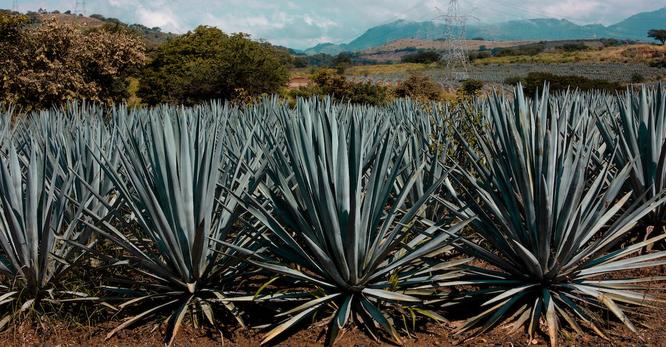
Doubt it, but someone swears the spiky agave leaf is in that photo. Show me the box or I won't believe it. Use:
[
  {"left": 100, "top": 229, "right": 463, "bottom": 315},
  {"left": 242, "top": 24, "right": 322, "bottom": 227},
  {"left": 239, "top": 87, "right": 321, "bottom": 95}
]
[
  {"left": 597, "top": 85, "right": 666, "bottom": 230},
  {"left": 240, "top": 99, "right": 470, "bottom": 346},
  {"left": 83, "top": 104, "right": 263, "bottom": 346},
  {"left": 447, "top": 86, "right": 666, "bottom": 346},
  {"left": 0, "top": 137, "right": 86, "bottom": 327},
  {"left": 394, "top": 99, "right": 452, "bottom": 220}
]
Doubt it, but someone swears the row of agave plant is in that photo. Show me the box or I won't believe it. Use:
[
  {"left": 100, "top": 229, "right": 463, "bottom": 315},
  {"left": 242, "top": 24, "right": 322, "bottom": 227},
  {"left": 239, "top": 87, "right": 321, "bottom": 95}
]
[{"left": 0, "top": 85, "right": 664, "bottom": 346}]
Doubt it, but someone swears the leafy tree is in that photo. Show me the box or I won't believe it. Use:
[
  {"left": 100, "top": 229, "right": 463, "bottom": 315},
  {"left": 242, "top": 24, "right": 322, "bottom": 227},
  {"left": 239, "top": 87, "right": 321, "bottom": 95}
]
[
  {"left": 648, "top": 29, "right": 666, "bottom": 45},
  {"left": 332, "top": 52, "right": 352, "bottom": 66},
  {"left": 139, "top": 26, "right": 289, "bottom": 105},
  {"left": 0, "top": 13, "right": 146, "bottom": 111}
]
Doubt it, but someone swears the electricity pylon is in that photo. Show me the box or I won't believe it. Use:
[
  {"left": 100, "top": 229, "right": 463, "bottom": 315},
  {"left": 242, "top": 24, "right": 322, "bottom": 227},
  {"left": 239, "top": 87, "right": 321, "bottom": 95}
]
[
  {"left": 74, "top": 0, "right": 86, "bottom": 15},
  {"left": 436, "top": 0, "right": 478, "bottom": 83}
]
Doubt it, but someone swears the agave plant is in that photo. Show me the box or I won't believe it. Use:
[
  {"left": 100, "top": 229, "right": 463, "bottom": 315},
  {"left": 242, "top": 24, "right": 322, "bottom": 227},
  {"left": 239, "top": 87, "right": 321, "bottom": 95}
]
[
  {"left": 395, "top": 100, "right": 451, "bottom": 220},
  {"left": 0, "top": 139, "right": 88, "bottom": 328},
  {"left": 82, "top": 106, "right": 263, "bottom": 345},
  {"left": 240, "top": 99, "right": 470, "bottom": 346},
  {"left": 597, "top": 86, "right": 666, "bottom": 232},
  {"left": 446, "top": 87, "right": 666, "bottom": 346}
]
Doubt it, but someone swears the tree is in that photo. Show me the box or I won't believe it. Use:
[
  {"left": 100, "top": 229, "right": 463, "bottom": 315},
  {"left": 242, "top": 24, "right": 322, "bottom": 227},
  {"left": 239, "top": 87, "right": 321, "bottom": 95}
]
[
  {"left": 139, "top": 26, "right": 289, "bottom": 105},
  {"left": 648, "top": 29, "right": 666, "bottom": 45},
  {"left": 0, "top": 13, "right": 146, "bottom": 111},
  {"left": 459, "top": 79, "right": 484, "bottom": 97},
  {"left": 394, "top": 73, "right": 442, "bottom": 101}
]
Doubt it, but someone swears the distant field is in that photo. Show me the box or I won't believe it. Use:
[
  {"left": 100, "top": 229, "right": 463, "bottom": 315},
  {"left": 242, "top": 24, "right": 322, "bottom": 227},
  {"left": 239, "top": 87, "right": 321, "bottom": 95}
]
[
  {"left": 358, "top": 39, "right": 534, "bottom": 63},
  {"left": 332, "top": 43, "right": 666, "bottom": 85},
  {"left": 474, "top": 44, "right": 666, "bottom": 65},
  {"left": 343, "top": 62, "right": 666, "bottom": 86},
  {"left": 362, "top": 39, "right": 534, "bottom": 53},
  {"left": 346, "top": 63, "right": 430, "bottom": 75}
]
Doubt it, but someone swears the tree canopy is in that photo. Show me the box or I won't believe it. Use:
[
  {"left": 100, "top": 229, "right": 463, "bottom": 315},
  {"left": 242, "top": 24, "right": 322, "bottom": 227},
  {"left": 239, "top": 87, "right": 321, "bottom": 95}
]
[
  {"left": 138, "top": 26, "right": 289, "bottom": 105},
  {"left": 648, "top": 29, "right": 666, "bottom": 45},
  {"left": 0, "top": 12, "right": 147, "bottom": 111}
]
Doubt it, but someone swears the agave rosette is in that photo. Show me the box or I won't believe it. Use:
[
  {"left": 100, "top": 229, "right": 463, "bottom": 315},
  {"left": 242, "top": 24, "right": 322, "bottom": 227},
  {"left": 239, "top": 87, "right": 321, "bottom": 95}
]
[
  {"left": 239, "top": 99, "right": 470, "bottom": 345},
  {"left": 446, "top": 86, "right": 666, "bottom": 346},
  {"left": 0, "top": 138, "right": 89, "bottom": 328},
  {"left": 81, "top": 105, "right": 263, "bottom": 345},
  {"left": 597, "top": 86, "right": 666, "bottom": 230}
]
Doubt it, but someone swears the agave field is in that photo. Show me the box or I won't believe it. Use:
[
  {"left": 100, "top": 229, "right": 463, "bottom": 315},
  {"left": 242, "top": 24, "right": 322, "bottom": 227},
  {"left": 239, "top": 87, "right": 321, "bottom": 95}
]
[
  {"left": 0, "top": 85, "right": 665, "bottom": 346},
  {"left": 348, "top": 63, "right": 666, "bottom": 85}
]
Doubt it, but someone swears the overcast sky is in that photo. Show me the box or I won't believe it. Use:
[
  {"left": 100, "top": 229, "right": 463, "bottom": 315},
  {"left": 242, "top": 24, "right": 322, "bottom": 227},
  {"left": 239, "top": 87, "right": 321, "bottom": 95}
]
[{"left": 3, "top": 0, "right": 666, "bottom": 48}]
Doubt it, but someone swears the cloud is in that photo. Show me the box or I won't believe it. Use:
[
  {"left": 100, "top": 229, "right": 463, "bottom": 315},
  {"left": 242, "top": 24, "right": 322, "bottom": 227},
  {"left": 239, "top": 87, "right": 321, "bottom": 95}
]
[
  {"left": 3, "top": 0, "right": 666, "bottom": 48},
  {"left": 136, "top": 7, "right": 184, "bottom": 32}
]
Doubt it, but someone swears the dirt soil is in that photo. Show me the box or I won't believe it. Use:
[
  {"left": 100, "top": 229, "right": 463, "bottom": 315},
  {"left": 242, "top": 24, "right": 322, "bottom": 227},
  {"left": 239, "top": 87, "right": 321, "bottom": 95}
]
[
  {"left": 3, "top": 267, "right": 665, "bottom": 346},
  {"left": 1, "top": 303, "right": 663, "bottom": 347}
]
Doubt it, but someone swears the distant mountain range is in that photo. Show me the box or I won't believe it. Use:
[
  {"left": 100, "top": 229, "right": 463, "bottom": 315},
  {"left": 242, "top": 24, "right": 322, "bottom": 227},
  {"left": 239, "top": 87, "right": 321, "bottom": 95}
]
[{"left": 304, "top": 7, "right": 666, "bottom": 55}]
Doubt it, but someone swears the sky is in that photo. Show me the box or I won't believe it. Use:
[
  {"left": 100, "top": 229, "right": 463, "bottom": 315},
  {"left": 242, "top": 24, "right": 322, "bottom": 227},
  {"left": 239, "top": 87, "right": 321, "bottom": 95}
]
[{"left": 3, "top": 0, "right": 666, "bottom": 49}]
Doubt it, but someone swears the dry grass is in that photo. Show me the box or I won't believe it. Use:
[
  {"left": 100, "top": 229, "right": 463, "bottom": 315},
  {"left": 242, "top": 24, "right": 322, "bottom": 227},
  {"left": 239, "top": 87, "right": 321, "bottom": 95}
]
[{"left": 346, "top": 63, "right": 430, "bottom": 76}]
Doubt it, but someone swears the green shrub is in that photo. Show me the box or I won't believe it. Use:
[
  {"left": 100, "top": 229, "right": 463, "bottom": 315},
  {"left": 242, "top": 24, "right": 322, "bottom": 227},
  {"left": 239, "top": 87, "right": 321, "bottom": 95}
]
[
  {"left": 289, "top": 69, "right": 393, "bottom": 106},
  {"left": 401, "top": 50, "right": 440, "bottom": 64},
  {"left": 494, "top": 43, "right": 545, "bottom": 57},
  {"left": 631, "top": 73, "right": 645, "bottom": 83},
  {"left": 394, "top": 73, "right": 442, "bottom": 101},
  {"left": 560, "top": 43, "right": 588, "bottom": 52},
  {"left": 459, "top": 79, "right": 484, "bottom": 97}
]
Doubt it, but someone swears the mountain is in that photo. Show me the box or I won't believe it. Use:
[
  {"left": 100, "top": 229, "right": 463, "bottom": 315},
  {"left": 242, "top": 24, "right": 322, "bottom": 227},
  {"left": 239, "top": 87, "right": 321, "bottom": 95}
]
[
  {"left": 468, "top": 19, "right": 609, "bottom": 41},
  {"left": 608, "top": 7, "right": 666, "bottom": 39},
  {"left": 304, "top": 7, "right": 666, "bottom": 55}
]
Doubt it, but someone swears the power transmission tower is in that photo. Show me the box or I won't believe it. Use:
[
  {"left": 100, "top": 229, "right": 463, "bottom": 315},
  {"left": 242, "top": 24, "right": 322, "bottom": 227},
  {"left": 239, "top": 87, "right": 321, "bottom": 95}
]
[
  {"left": 11, "top": 0, "right": 19, "bottom": 12},
  {"left": 74, "top": 0, "right": 86, "bottom": 15},
  {"left": 436, "top": 0, "right": 477, "bottom": 83}
]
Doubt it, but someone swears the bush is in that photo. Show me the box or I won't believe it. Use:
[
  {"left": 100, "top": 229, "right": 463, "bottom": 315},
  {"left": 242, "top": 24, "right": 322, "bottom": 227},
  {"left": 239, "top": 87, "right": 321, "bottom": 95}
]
[
  {"left": 468, "top": 50, "right": 491, "bottom": 61},
  {"left": 650, "top": 59, "right": 666, "bottom": 68},
  {"left": 401, "top": 50, "right": 440, "bottom": 64},
  {"left": 505, "top": 72, "right": 623, "bottom": 95},
  {"left": 348, "top": 81, "right": 393, "bottom": 105},
  {"left": 494, "top": 43, "right": 545, "bottom": 57},
  {"left": 289, "top": 69, "right": 393, "bottom": 106},
  {"left": 139, "top": 26, "right": 289, "bottom": 105},
  {"left": 459, "top": 79, "right": 484, "bottom": 97},
  {"left": 560, "top": 43, "right": 588, "bottom": 52},
  {"left": 631, "top": 73, "right": 645, "bottom": 84},
  {"left": 394, "top": 73, "right": 442, "bottom": 101}
]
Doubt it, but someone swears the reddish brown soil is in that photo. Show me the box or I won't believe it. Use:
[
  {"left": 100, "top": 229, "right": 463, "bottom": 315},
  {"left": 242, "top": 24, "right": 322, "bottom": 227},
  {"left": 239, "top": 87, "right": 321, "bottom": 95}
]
[
  {"left": 1, "top": 304, "right": 664, "bottom": 347},
  {"left": 3, "top": 266, "right": 665, "bottom": 346}
]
